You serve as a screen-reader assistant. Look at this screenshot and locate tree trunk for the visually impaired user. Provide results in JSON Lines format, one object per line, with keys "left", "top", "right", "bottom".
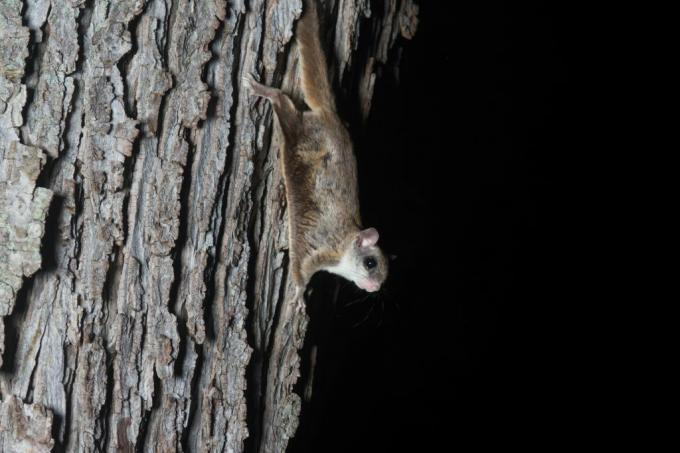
{"left": 0, "top": 0, "right": 416, "bottom": 451}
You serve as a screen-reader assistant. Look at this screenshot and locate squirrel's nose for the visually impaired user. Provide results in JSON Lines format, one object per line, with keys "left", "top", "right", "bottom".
{"left": 366, "top": 282, "right": 380, "bottom": 292}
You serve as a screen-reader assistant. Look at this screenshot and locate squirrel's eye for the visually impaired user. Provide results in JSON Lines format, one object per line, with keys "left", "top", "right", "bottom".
{"left": 364, "top": 257, "right": 377, "bottom": 269}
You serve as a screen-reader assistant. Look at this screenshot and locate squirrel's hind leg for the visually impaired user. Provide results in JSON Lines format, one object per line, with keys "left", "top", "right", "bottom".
{"left": 243, "top": 74, "right": 301, "bottom": 134}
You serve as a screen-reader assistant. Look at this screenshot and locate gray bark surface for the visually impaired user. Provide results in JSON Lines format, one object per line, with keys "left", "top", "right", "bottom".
{"left": 0, "top": 0, "right": 417, "bottom": 451}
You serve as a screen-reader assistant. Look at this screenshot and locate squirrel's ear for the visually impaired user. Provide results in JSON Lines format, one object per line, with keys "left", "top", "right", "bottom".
{"left": 357, "top": 228, "right": 379, "bottom": 248}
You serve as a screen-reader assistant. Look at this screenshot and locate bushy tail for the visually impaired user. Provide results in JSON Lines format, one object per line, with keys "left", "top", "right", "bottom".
{"left": 297, "top": 0, "right": 336, "bottom": 113}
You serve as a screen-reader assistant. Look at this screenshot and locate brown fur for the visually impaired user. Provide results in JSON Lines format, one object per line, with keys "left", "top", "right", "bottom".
{"left": 245, "top": 0, "right": 387, "bottom": 290}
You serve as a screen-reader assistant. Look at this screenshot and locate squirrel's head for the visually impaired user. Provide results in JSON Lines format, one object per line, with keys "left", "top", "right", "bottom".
{"left": 329, "top": 228, "right": 388, "bottom": 292}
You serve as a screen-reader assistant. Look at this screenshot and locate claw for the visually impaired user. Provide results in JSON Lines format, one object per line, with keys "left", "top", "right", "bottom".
{"left": 242, "top": 74, "right": 280, "bottom": 101}
{"left": 242, "top": 73, "right": 257, "bottom": 93}
{"left": 242, "top": 73, "right": 266, "bottom": 94}
{"left": 295, "top": 297, "right": 306, "bottom": 313}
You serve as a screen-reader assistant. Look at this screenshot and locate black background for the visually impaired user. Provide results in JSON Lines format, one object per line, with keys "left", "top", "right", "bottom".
{"left": 290, "top": 1, "right": 574, "bottom": 450}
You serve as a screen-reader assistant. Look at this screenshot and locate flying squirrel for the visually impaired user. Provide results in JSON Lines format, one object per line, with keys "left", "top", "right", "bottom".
{"left": 245, "top": 0, "right": 388, "bottom": 300}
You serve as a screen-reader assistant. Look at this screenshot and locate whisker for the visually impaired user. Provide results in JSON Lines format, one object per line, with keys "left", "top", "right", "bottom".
{"left": 344, "top": 293, "right": 371, "bottom": 308}
{"left": 352, "top": 300, "right": 377, "bottom": 328}
{"left": 376, "top": 297, "right": 385, "bottom": 328}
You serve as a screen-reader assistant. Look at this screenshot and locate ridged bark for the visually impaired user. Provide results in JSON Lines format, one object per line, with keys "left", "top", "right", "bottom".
{"left": 0, "top": 0, "right": 417, "bottom": 451}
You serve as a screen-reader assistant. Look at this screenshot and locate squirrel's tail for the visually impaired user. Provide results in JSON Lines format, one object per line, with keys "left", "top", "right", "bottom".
{"left": 297, "top": 0, "right": 336, "bottom": 113}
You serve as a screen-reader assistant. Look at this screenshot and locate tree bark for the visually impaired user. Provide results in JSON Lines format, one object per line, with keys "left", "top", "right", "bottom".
{"left": 0, "top": 0, "right": 417, "bottom": 451}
